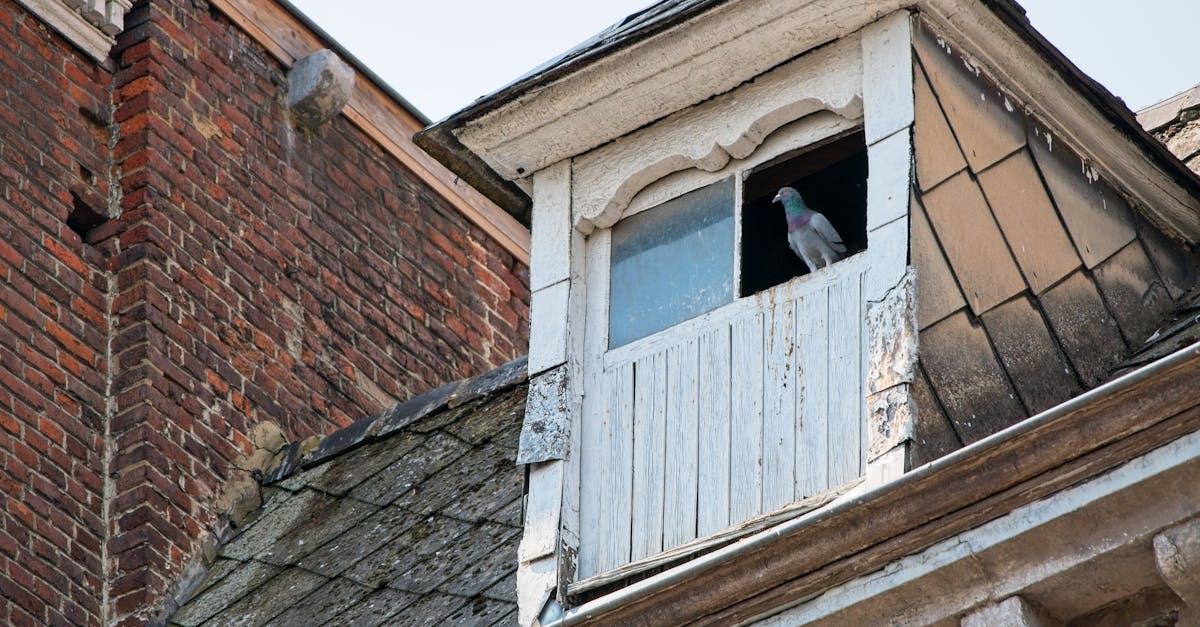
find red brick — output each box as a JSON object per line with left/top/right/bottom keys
{"left": 40, "top": 234, "right": 89, "bottom": 276}
{"left": 3, "top": 0, "right": 529, "bottom": 623}
{"left": 44, "top": 321, "right": 95, "bottom": 365}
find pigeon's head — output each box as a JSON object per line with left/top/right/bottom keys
{"left": 773, "top": 186, "right": 806, "bottom": 208}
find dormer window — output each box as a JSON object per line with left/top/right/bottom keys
{"left": 560, "top": 21, "right": 913, "bottom": 578}
{"left": 429, "top": 9, "right": 920, "bottom": 593}
{"left": 606, "top": 130, "right": 869, "bottom": 349}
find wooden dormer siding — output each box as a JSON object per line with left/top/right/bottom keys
{"left": 908, "top": 20, "right": 1198, "bottom": 466}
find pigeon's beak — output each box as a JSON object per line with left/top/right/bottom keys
{"left": 772, "top": 192, "right": 782, "bottom": 203}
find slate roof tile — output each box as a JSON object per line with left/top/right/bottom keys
{"left": 392, "top": 591, "right": 470, "bottom": 626}
{"left": 295, "top": 505, "right": 424, "bottom": 578}
{"left": 342, "top": 513, "right": 475, "bottom": 593}
{"left": 348, "top": 431, "right": 472, "bottom": 506}
{"left": 169, "top": 358, "right": 528, "bottom": 626}
{"left": 435, "top": 523, "right": 523, "bottom": 597}
{"left": 329, "top": 587, "right": 419, "bottom": 627}
{"left": 486, "top": 496, "right": 524, "bottom": 528}
{"left": 171, "top": 560, "right": 281, "bottom": 626}
{"left": 260, "top": 577, "right": 374, "bottom": 626}
{"left": 301, "top": 432, "right": 423, "bottom": 496}
{"left": 482, "top": 569, "right": 517, "bottom": 603}
{"left": 443, "top": 595, "right": 519, "bottom": 626}
{"left": 213, "top": 568, "right": 327, "bottom": 625}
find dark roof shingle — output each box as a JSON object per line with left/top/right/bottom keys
{"left": 170, "top": 359, "right": 528, "bottom": 626}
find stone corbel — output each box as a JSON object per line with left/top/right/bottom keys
{"left": 1155, "top": 517, "right": 1200, "bottom": 624}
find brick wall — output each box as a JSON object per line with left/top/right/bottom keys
{"left": 0, "top": 0, "right": 531, "bottom": 624}
{"left": 0, "top": 1, "right": 113, "bottom": 624}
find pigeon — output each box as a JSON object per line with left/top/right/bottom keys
{"left": 772, "top": 186, "right": 846, "bottom": 272}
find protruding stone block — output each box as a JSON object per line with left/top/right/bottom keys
{"left": 1155, "top": 518, "right": 1200, "bottom": 613}
{"left": 102, "top": 0, "right": 133, "bottom": 36}
{"left": 288, "top": 49, "right": 354, "bottom": 129}
{"left": 518, "top": 366, "right": 570, "bottom": 464}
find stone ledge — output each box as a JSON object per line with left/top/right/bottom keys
{"left": 16, "top": 0, "right": 132, "bottom": 62}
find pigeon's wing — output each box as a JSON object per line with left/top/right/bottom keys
{"left": 786, "top": 229, "right": 819, "bottom": 270}
{"left": 785, "top": 230, "right": 806, "bottom": 258}
{"left": 810, "top": 212, "right": 847, "bottom": 253}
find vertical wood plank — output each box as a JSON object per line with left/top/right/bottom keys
{"left": 729, "top": 311, "right": 764, "bottom": 522}
{"left": 630, "top": 353, "right": 666, "bottom": 561}
{"left": 864, "top": 267, "right": 873, "bottom": 473}
{"left": 560, "top": 227, "right": 588, "bottom": 570}
{"left": 828, "top": 271, "right": 863, "bottom": 486}
{"left": 577, "top": 231, "right": 610, "bottom": 579}
{"left": 762, "top": 296, "right": 797, "bottom": 511}
{"left": 596, "top": 362, "right": 634, "bottom": 573}
{"left": 663, "top": 338, "right": 700, "bottom": 548}
{"left": 697, "top": 326, "right": 732, "bottom": 536}
{"left": 796, "top": 286, "right": 830, "bottom": 498}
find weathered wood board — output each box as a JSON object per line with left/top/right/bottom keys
{"left": 920, "top": 170, "right": 1024, "bottom": 316}
{"left": 579, "top": 262, "right": 870, "bottom": 579}
{"left": 977, "top": 150, "right": 1081, "bottom": 295}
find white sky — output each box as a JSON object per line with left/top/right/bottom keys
{"left": 288, "top": 0, "right": 1200, "bottom": 122}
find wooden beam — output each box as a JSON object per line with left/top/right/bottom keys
{"left": 207, "top": 0, "right": 530, "bottom": 264}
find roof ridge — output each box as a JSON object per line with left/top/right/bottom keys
{"left": 258, "top": 356, "right": 528, "bottom": 485}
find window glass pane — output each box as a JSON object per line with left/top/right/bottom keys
{"left": 609, "top": 179, "right": 734, "bottom": 348}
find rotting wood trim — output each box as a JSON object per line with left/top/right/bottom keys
{"left": 704, "top": 396, "right": 1200, "bottom": 625}
{"left": 915, "top": 6, "right": 1200, "bottom": 242}
{"left": 207, "top": 0, "right": 531, "bottom": 263}
{"left": 546, "top": 341, "right": 1200, "bottom": 626}
{"left": 568, "top": 478, "right": 862, "bottom": 598}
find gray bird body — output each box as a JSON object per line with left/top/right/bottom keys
{"left": 773, "top": 187, "right": 846, "bottom": 272}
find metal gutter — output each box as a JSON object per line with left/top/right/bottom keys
{"left": 548, "top": 340, "right": 1200, "bottom": 625}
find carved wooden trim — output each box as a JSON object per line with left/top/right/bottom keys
{"left": 570, "top": 35, "right": 864, "bottom": 234}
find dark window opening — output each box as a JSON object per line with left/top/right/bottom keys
{"left": 740, "top": 131, "right": 868, "bottom": 296}
{"left": 67, "top": 188, "right": 108, "bottom": 239}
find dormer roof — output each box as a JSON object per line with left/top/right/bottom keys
{"left": 417, "top": 0, "right": 1200, "bottom": 243}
